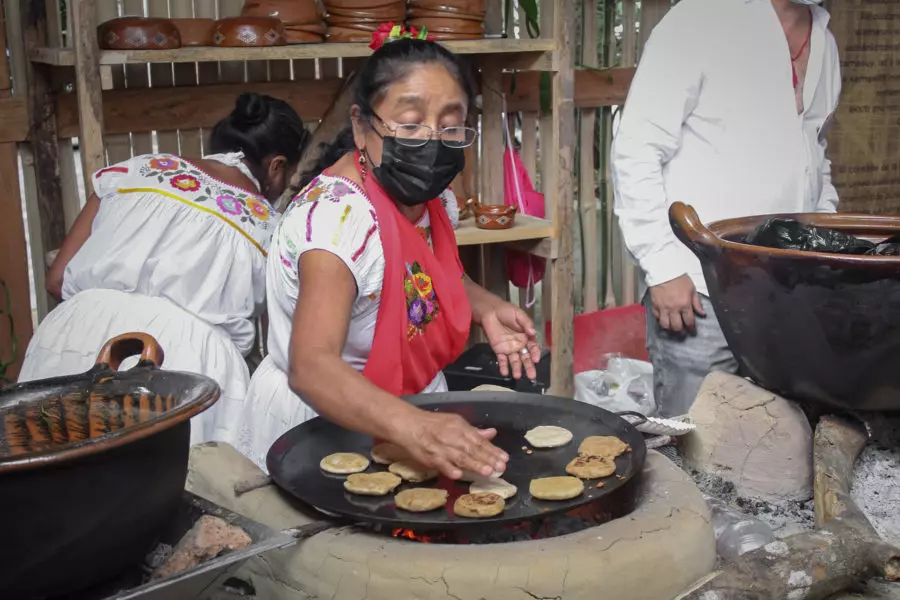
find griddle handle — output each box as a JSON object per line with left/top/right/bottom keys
{"left": 96, "top": 332, "right": 165, "bottom": 370}
{"left": 616, "top": 411, "right": 648, "bottom": 427}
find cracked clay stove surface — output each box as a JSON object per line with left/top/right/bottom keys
{"left": 188, "top": 445, "right": 717, "bottom": 600}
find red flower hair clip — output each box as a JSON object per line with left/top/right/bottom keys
{"left": 369, "top": 22, "right": 435, "bottom": 51}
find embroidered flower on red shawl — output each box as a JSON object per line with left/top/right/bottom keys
{"left": 171, "top": 174, "right": 200, "bottom": 192}
{"left": 404, "top": 261, "right": 440, "bottom": 338}
{"left": 149, "top": 157, "right": 179, "bottom": 171}
{"left": 216, "top": 194, "right": 242, "bottom": 215}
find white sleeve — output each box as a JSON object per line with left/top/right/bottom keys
{"left": 275, "top": 187, "right": 384, "bottom": 299}
{"left": 817, "top": 34, "right": 841, "bottom": 214}
{"left": 91, "top": 156, "right": 135, "bottom": 199}
{"left": 611, "top": 4, "right": 704, "bottom": 287}
{"left": 439, "top": 187, "right": 461, "bottom": 230}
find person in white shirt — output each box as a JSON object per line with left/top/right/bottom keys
{"left": 611, "top": 0, "right": 841, "bottom": 417}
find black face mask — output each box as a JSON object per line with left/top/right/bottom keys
{"left": 371, "top": 137, "right": 466, "bottom": 207}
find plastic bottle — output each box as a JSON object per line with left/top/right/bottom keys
{"left": 704, "top": 496, "right": 775, "bottom": 560}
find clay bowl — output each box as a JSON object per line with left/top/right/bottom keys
{"left": 325, "top": 26, "right": 374, "bottom": 42}
{"left": 408, "top": 7, "right": 485, "bottom": 21}
{"left": 670, "top": 201, "right": 900, "bottom": 412}
{"left": 427, "top": 31, "right": 484, "bottom": 40}
{"left": 408, "top": 16, "right": 485, "bottom": 34}
{"left": 326, "top": 10, "right": 407, "bottom": 24}
{"left": 325, "top": 20, "right": 384, "bottom": 32}
{"left": 285, "top": 29, "right": 326, "bottom": 43}
{"left": 170, "top": 18, "right": 216, "bottom": 46}
{"left": 98, "top": 17, "right": 181, "bottom": 50}
{"left": 241, "top": 0, "right": 321, "bottom": 26}
{"left": 214, "top": 16, "right": 286, "bottom": 46}
{"left": 471, "top": 200, "right": 517, "bottom": 230}
{"left": 324, "top": 3, "right": 406, "bottom": 21}
{"left": 0, "top": 333, "right": 220, "bottom": 598}
{"left": 325, "top": 0, "right": 404, "bottom": 9}
{"left": 409, "top": 0, "right": 487, "bottom": 15}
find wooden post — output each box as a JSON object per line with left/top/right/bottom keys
{"left": 547, "top": 0, "right": 576, "bottom": 396}
{"left": 21, "top": 0, "right": 66, "bottom": 267}
{"left": 580, "top": 0, "right": 599, "bottom": 314}
{"left": 71, "top": 0, "right": 106, "bottom": 188}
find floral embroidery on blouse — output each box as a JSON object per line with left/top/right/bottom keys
{"left": 405, "top": 261, "right": 440, "bottom": 340}
{"left": 115, "top": 154, "right": 278, "bottom": 255}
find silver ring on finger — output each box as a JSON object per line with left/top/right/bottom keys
{"left": 519, "top": 347, "right": 529, "bottom": 357}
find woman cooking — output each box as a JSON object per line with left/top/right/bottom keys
{"left": 237, "top": 30, "right": 541, "bottom": 479}
{"left": 18, "top": 93, "right": 309, "bottom": 446}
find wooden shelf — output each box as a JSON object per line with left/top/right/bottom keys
{"left": 30, "top": 38, "right": 555, "bottom": 67}
{"left": 455, "top": 214, "right": 553, "bottom": 246}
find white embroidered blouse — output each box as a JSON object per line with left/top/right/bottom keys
{"left": 265, "top": 173, "right": 459, "bottom": 385}
{"left": 61, "top": 153, "right": 280, "bottom": 355}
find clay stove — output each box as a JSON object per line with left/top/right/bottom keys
{"left": 186, "top": 443, "right": 716, "bottom": 600}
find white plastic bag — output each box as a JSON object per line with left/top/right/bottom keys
{"left": 573, "top": 353, "right": 656, "bottom": 416}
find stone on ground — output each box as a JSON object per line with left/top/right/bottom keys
{"left": 682, "top": 371, "right": 813, "bottom": 503}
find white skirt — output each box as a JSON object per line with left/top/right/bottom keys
{"left": 19, "top": 289, "right": 251, "bottom": 447}
{"left": 239, "top": 355, "right": 449, "bottom": 472}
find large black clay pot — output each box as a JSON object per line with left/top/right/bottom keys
{"left": 670, "top": 202, "right": 900, "bottom": 412}
{"left": 0, "top": 333, "right": 220, "bottom": 599}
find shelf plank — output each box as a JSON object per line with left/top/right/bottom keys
{"left": 30, "top": 38, "right": 555, "bottom": 67}
{"left": 454, "top": 214, "right": 553, "bottom": 247}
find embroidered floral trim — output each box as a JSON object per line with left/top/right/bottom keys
{"left": 171, "top": 174, "right": 201, "bottom": 192}
{"left": 127, "top": 154, "right": 277, "bottom": 254}
{"left": 405, "top": 261, "right": 440, "bottom": 339}
{"left": 149, "top": 157, "right": 178, "bottom": 171}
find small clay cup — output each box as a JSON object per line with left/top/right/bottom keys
{"left": 471, "top": 199, "right": 517, "bottom": 230}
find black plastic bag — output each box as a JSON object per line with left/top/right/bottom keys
{"left": 870, "top": 234, "right": 900, "bottom": 256}
{"left": 746, "top": 218, "right": 877, "bottom": 255}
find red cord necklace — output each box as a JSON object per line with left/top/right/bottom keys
{"left": 791, "top": 13, "right": 812, "bottom": 88}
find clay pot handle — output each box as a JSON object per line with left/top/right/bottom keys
{"left": 96, "top": 333, "right": 165, "bottom": 370}
{"left": 668, "top": 202, "right": 720, "bottom": 259}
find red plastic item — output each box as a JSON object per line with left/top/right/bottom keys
{"left": 545, "top": 304, "right": 649, "bottom": 374}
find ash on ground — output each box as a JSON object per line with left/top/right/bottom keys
{"left": 852, "top": 414, "right": 900, "bottom": 547}
{"left": 658, "top": 412, "right": 900, "bottom": 544}
{"left": 657, "top": 445, "right": 816, "bottom": 538}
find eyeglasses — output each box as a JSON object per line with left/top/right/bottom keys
{"left": 370, "top": 113, "right": 478, "bottom": 149}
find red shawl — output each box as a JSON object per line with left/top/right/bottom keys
{"left": 357, "top": 152, "right": 471, "bottom": 395}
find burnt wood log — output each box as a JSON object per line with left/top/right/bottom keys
{"left": 676, "top": 415, "right": 900, "bottom": 600}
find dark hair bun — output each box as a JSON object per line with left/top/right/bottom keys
{"left": 233, "top": 93, "right": 270, "bottom": 127}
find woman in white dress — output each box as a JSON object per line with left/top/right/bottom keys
{"left": 237, "top": 34, "right": 542, "bottom": 478}
{"left": 19, "top": 93, "right": 309, "bottom": 446}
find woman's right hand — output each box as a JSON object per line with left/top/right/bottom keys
{"left": 393, "top": 410, "right": 509, "bottom": 480}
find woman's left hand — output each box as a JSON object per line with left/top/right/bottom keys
{"left": 481, "top": 303, "right": 541, "bottom": 380}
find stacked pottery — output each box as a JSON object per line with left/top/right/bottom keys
{"left": 407, "top": 0, "right": 486, "bottom": 40}
{"left": 241, "top": 0, "right": 325, "bottom": 44}
{"left": 324, "top": 0, "right": 406, "bottom": 43}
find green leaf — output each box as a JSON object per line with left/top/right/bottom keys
{"left": 157, "top": 175, "right": 164, "bottom": 183}
{"left": 195, "top": 196, "right": 208, "bottom": 203}
{"left": 518, "top": 0, "right": 540, "bottom": 38}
